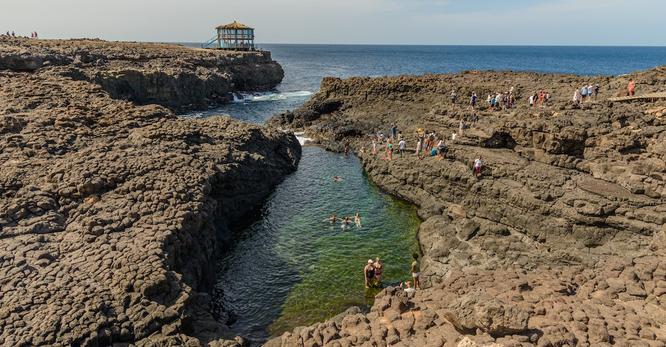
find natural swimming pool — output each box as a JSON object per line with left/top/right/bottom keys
{"left": 212, "top": 146, "right": 420, "bottom": 343}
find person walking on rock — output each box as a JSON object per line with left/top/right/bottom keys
{"left": 473, "top": 156, "right": 484, "bottom": 178}
{"left": 627, "top": 79, "right": 636, "bottom": 96}
{"left": 386, "top": 139, "right": 393, "bottom": 161}
{"left": 411, "top": 253, "right": 421, "bottom": 290}
{"left": 398, "top": 138, "right": 406, "bottom": 157}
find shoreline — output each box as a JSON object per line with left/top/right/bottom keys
{"left": 267, "top": 69, "right": 666, "bottom": 346}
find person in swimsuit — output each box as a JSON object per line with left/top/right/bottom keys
{"left": 372, "top": 139, "right": 377, "bottom": 155}
{"left": 411, "top": 253, "right": 421, "bottom": 290}
{"left": 332, "top": 176, "right": 343, "bottom": 182}
{"left": 373, "top": 257, "right": 383, "bottom": 285}
{"left": 354, "top": 212, "right": 362, "bottom": 228}
{"left": 364, "top": 259, "right": 375, "bottom": 288}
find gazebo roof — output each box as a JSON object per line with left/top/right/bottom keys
{"left": 216, "top": 21, "right": 254, "bottom": 30}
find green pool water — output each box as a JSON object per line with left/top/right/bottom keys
{"left": 213, "top": 146, "right": 420, "bottom": 343}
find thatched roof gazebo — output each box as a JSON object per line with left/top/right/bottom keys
{"left": 210, "top": 21, "right": 255, "bottom": 51}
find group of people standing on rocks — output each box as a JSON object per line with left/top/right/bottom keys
{"left": 573, "top": 84, "right": 600, "bottom": 105}
{"left": 528, "top": 90, "right": 551, "bottom": 108}
{"left": 363, "top": 253, "right": 421, "bottom": 292}
{"left": 2, "top": 31, "right": 38, "bottom": 38}
{"left": 363, "top": 122, "right": 485, "bottom": 178}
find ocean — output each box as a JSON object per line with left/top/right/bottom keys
{"left": 186, "top": 44, "right": 666, "bottom": 122}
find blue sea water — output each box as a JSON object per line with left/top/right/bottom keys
{"left": 187, "top": 44, "right": 666, "bottom": 122}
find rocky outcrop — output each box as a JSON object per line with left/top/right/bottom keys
{"left": 0, "top": 38, "right": 300, "bottom": 346}
{"left": 268, "top": 69, "right": 666, "bottom": 346}
{"left": 1, "top": 37, "right": 284, "bottom": 111}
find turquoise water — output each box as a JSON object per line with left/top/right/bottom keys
{"left": 212, "top": 147, "right": 420, "bottom": 342}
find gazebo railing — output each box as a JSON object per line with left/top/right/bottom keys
{"left": 201, "top": 36, "right": 218, "bottom": 49}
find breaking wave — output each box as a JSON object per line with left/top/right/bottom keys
{"left": 232, "top": 91, "right": 314, "bottom": 103}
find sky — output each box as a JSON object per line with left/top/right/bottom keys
{"left": 1, "top": 0, "right": 664, "bottom": 46}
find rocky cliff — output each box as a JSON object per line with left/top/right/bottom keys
{"left": 268, "top": 69, "right": 666, "bottom": 346}
{"left": 0, "top": 37, "right": 284, "bottom": 111}
{"left": 0, "top": 38, "right": 300, "bottom": 346}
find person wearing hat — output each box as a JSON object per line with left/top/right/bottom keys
{"left": 364, "top": 259, "right": 376, "bottom": 288}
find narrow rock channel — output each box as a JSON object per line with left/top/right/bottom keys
{"left": 212, "top": 146, "right": 421, "bottom": 344}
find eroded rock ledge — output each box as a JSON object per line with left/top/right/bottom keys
{"left": 268, "top": 69, "right": 666, "bottom": 346}
{"left": 0, "top": 38, "right": 300, "bottom": 346}
{"left": 0, "top": 37, "right": 285, "bottom": 111}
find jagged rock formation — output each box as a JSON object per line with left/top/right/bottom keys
{"left": 268, "top": 69, "right": 666, "bottom": 346}
{"left": 0, "top": 38, "right": 300, "bottom": 346}
{"left": 0, "top": 37, "right": 284, "bottom": 111}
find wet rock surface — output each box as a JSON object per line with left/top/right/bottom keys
{"left": 0, "top": 38, "right": 300, "bottom": 346}
{"left": 268, "top": 69, "right": 666, "bottom": 346}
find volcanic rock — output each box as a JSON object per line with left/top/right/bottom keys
{"left": 0, "top": 38, "right": 300, "bottom": 346}
{"left": 267, "top": 69, "right": 666, "bottom": 346}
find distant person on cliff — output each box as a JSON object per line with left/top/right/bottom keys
{"left": 627, "top": 79, "right": 636, "bottom": 96}
{"left": 372, "top": 139, "right": 377, "bottom": 155}
{"left": 573, "top": 89, "right": 582, "bottom": 106}
{"left": 437, "top": 140, "right": 449, "bottom": 159}
{"left": 386, "top": 139, "right": 394, "bottom": 161}
{"left": 473, "top": 156, "right": 483, "bottom": 178}
{"left": 411, "top": 253, "right": 421, "bottom": 290}
{"left": 390, "top": 123, "right": 398, "bottom": 139}
{"left": 344, "top": 142, "right": 350, "bottom": 156}
{"left": 469, "top": 92, "right": 478, "bottom": 110}
{"left": 450, "top": 90, "right": 457, "bottom": 103}
{"left": 415, "top": 137, "right": 423, "bottom": 159}
{"left": 364, "top": 260, "right": 376, "bottom": 288}
{"left": 398, "top": 138, "right": 406, "bottom": 157}
{"left": 538, "top": 90, "right": 546, "bottom": 108}
{"left": 529, "top": 93, "right": 536, "bottom": 108}
{"left": 373, "top": 257, "right": 384, "bottom": 285}
{"left": 593, "top": 84, "right": 600, "bottom": 99}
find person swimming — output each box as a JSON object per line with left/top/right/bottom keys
{"left": 325, "top": 213, "right": 337, "bottom": 224}
{"left": 354, "top": 212, "right": 362, "bottom": 228}
{"left": 332, "top": 176, "right": 343, "bottom": 182}
{"left": 341, "top": 216, "right": 351, "bottom": 230}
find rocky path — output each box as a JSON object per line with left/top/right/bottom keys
{"left": 0, "top": 38, "right": 300, "bottom": 346}
{"left": 268, "top": 69, "right": 666, "bottom": 346}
